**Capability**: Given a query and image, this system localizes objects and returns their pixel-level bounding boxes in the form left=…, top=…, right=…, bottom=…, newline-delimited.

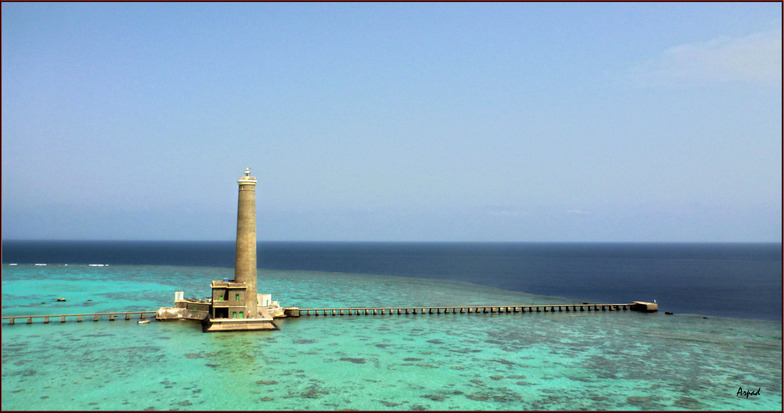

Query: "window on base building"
left=239, top=311, right=244, bottom=319
left=235, top=293, right=240, bottom=302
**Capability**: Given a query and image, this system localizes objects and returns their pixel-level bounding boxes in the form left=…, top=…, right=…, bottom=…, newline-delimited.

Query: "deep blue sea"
left=2, top=241, right=782, bottom=410
left=2, top=241, right=781, bottom=320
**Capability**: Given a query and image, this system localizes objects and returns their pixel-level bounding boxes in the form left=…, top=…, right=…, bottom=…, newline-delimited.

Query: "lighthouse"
left=201, top=168, right=278, bottom=332
left=235, top=167, right=258, bottom=318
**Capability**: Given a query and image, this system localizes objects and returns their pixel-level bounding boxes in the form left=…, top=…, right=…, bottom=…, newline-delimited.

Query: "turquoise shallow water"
left=2, top=264, right=781, bottom=410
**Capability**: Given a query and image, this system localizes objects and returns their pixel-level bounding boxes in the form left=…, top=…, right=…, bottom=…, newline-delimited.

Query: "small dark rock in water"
left=403, top=357, right=423, bottom=362
left=665, top=312, right=674, bottom=315
left=466, top=394, right=489, bottom=401
left=339, top=357, right=366, bottom=364
left=490, top=375, right=504, bottom=380
left=57, top=298, right=66, bottom=302
left=703, top=317, right=708, bottom=319
left=256, top=380, right=278, bottom=385
left=422, top=394, right=446, bottom=402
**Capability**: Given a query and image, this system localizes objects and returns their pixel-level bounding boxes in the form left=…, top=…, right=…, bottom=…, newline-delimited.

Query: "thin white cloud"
left=631, top=29, right=782, bottom=86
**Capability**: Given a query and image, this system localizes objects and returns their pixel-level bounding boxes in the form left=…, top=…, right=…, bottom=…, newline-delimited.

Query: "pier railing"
left=289, top=303, right=635, bottom=317
left=2, top=302, right=655, bottom=325
left=1, top=311, right=158, bottom=325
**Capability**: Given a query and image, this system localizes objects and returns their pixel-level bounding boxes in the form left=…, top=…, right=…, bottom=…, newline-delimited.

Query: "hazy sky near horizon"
left=2, top=2, right=781, bottom=242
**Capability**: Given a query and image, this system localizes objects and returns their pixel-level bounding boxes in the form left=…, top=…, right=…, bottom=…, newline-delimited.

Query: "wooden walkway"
left=1, top=311, right=158, bottom=325
left=290, top=303, right=633, bottom=317
left=2, top=302, right=654, bottom=325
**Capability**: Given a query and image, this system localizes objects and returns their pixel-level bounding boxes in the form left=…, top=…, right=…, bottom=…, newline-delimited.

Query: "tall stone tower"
left=235, top=167, right=258, bottom=318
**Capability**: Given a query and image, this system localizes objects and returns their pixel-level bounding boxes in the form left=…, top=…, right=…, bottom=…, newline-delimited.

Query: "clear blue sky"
left=2, top=2, right=781, bottom=242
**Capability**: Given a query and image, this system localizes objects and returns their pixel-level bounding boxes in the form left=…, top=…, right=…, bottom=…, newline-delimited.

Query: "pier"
left=2, top=302, right=657, bottom=325
left=284, top=302, right=656, bottom=317
left=2, top=311, right=158, bottom=325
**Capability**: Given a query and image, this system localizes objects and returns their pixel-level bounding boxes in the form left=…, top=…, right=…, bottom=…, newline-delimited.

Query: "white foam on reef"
left=34, top=263, right=46, bottom=266
left=9, top=263, right=18, bottom=266
left=88, top=264, right=105, bottom=267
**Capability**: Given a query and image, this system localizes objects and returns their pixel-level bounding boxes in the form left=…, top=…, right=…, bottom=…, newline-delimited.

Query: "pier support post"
left=109, top=314, right=115, bottom=321
left=44, top=316, right=49, bottom=324
left=78, top=316, right=82, bottom=322
left=140, top=313, right=145, bottom=320
left=9, top=318, right=15, bottom=325
left=125, top=313, right=130, bottom=320
left=27, top=317, right=32, bottom=324
left=61, top=315, right=66, bottom=323
left=94, top=315, right=99, bottom=321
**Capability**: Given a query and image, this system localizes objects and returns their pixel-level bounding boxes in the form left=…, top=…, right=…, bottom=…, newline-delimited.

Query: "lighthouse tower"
left=202, top=168, right=277, bottom=332
left=235, top=167, right=258, bottom=318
